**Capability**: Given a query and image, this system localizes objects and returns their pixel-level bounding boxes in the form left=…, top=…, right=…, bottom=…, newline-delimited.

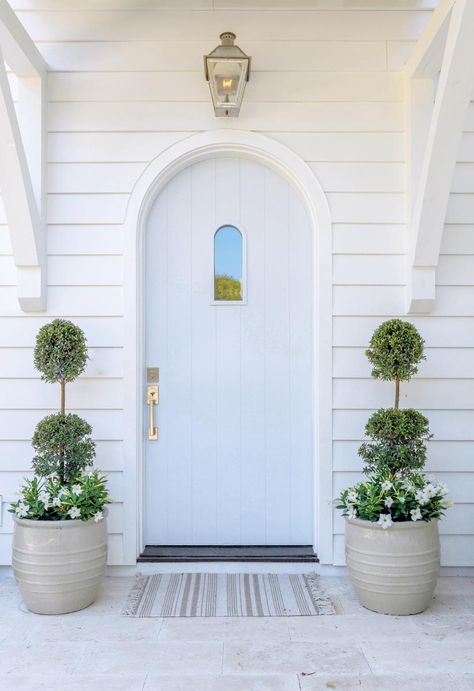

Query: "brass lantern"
left=204, top=32, right=251, bottom=117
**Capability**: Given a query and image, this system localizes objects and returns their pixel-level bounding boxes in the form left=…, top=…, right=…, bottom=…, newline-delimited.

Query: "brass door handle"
left=147, top=385, right=159, bottom=440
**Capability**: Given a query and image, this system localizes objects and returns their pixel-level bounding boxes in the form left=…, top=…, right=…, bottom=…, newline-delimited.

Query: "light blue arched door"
left=144, top=157, right=313, bottom=545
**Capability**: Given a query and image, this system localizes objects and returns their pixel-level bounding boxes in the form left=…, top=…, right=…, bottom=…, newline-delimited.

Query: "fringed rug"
left=122, top=573, right=335, bottom=617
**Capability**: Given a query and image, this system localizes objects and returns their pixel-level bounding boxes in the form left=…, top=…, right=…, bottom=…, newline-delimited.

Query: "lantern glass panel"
left=211, top=61, right=243, bottom=106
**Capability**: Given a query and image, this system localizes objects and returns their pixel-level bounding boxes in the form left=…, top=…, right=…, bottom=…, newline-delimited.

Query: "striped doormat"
left=122, top=573, right=335, bottom=617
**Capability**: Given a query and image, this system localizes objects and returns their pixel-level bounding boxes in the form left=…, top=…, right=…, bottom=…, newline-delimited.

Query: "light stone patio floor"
left=0, top=572, right=473, bottom=690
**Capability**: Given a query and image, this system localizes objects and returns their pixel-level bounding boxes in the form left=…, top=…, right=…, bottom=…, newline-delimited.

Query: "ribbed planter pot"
left=12, top=514, right=107, bottom=615
left=345, top=517, right=440, bottom=615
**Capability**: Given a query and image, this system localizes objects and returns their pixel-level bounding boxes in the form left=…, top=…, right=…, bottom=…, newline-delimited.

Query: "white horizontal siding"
left=333, top=255, right=405, bottom=285
left=48, top=226, right=124, bottom=255
left=37, top=40, right=390, bottom=73
left=48, top=163, right=147, bottom=194
left=0, top=317, right=124, bottom=347
left=3, top=3, right=473, bottom=568
left=334, top=316, right=474, bottom=347
left=0, top=379, right=123, bottom=410
left=0, top=409, right=124, bottom=441
left=48, top=102, right=404, bottom=134
left=310, top=163, right=405, bottom=193
left=0, top=287, right=123, bottom=316
left=333, top=440, right=474, bottom=473
left=333, top=225, right=405, bottom=255
left=0, top=439, right=124, bottom=472
left=334, top=347, right=474, bottom=379
left=334, top=410, right=474, bottom=442
left=48, top=71, right=404, bottom=103
left=16, top=10, right=430, bottom=41
left=0, top=347, right=123, bottom=378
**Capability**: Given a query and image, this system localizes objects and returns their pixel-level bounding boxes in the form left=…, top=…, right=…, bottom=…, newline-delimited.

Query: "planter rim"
left=345, top=516, right=439, bottom=531
left=13, top=508, right=108, bottom=529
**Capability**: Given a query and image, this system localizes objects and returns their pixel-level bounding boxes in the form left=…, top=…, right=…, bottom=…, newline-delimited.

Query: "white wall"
left=2, top=0, right=472, bottom=567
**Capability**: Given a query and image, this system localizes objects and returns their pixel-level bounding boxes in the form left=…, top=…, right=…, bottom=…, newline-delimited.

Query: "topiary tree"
left=366, top=319, right=425, bottom=409
left=359, top=408, right=431, bottom=476
left=360, top=319, right=431, bottom=477
left=32, top=414, right=95, bottom=483
left=33, top=320, right=94, bottom=484
left=34, top=319, right=88, bottom=414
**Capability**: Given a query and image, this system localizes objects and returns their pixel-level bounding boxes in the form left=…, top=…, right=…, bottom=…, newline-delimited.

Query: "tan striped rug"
left=122, top=573, right=335, bottom=617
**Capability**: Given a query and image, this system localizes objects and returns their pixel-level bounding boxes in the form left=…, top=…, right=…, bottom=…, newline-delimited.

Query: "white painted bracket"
left=0, top=0, right=46, bottom=311
left=406, top=0, right=474, bottom=313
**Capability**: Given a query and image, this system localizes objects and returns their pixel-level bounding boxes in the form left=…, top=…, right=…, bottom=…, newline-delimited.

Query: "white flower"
left=346, top=490, right=358, bottom=504
left=377, top=513, right=393, bottom=530
left=424, top=483, right=437, bottom=499
left=15, top=503, right=29, bottom=518
left=93, top=511, right=103, bottom=523
left=399, top=496, right=406, bottom=503
left=384, top=496, right=394, bottom=508
left=68, top=506, right=81, bottom=519
left=84, top=467, right=94, bottom=476
left=71, top=484, right=82, bottom=496
left=415, top=490, right=430, bottom=506
left=38, top=492, right=50, bottom=506
left=51, top=496, right=62, bottom=508
left=410, top=507, right=422, bottom=521
left=381, top=480, right=393, bottom=492
left=436, top=483, right=448, bottom=497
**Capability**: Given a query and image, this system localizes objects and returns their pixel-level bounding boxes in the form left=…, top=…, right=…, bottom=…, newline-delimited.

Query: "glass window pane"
left=214, top=225, right=243, bottom=301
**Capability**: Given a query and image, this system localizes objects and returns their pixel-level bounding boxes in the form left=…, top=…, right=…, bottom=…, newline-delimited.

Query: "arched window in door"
left=214, top=225, right=244, bottom=302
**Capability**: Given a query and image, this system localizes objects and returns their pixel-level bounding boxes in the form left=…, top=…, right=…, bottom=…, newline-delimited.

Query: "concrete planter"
left=345, top=517, right=440, bottom=615
left=12, top=514, right=107, bottom=615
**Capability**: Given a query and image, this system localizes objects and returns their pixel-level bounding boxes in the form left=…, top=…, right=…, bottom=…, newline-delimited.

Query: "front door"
left=144, top=157, right=313, bottom=546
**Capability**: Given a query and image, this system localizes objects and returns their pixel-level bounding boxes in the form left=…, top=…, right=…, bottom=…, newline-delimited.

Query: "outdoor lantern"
left=204, top=32, right=251, bottom=117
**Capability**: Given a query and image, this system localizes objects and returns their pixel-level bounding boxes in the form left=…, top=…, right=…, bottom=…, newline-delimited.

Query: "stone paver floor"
left=0, top=573, right=473, bottom=690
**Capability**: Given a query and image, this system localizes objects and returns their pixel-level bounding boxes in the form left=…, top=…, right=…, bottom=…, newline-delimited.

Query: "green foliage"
left=34, top=319, right=88, bottom=384
left=32, top=413, right=95, bottom=483
left=359, top=408, right=432, bottom=476
left=10, top=319, right=109, bottom=523
left=337, top=472, right=450, bottom=525
left=214, top=274, right=242, bottom=301
left=366, top=319, right=425, bottom=383
left=9, top=470, right=110, bottom=523
left=336, top=319, right=450, bottom=527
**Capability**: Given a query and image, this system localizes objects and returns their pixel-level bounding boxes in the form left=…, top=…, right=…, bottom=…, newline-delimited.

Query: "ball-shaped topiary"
left=359, top=408, right=432, bottom=476
left=34, top=319, right=88, bottom=413
left=32, top=413, right=95, bottom=483
left=366, top=319, right=425, bottom=408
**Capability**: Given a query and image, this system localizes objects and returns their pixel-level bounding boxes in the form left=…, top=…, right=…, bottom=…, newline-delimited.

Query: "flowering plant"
left=10, top=320, right=110, bottom=524
left=337, top=320, right=450, bottom=528
left=10, top=469, right=110, bottom=523
left=337, top=472, right=450, bottom=528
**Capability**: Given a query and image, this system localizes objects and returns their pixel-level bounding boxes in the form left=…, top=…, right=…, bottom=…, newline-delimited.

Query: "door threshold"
left=138, top=545, right=318, bottom=563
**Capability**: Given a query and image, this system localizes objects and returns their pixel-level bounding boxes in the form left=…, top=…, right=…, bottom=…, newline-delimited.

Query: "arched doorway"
left=122, top=130, right=333, bottom=562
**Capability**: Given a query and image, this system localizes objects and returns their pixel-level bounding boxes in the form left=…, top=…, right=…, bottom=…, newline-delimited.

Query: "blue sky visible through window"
left=214, top=226, right=243, bottom=301
left=214, top=226, right=242, bottom=281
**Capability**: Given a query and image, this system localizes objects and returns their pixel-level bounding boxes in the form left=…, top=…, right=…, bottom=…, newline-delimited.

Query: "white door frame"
left=122, top=129, right=333, bottom=564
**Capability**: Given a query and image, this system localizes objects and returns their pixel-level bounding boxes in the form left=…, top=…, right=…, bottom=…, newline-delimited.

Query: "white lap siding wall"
left=1, top=1, right=472, bottom=567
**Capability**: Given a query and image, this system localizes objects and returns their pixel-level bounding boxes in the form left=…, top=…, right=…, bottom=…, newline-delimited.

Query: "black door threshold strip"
left=138, top=545, right=319, bottom=563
